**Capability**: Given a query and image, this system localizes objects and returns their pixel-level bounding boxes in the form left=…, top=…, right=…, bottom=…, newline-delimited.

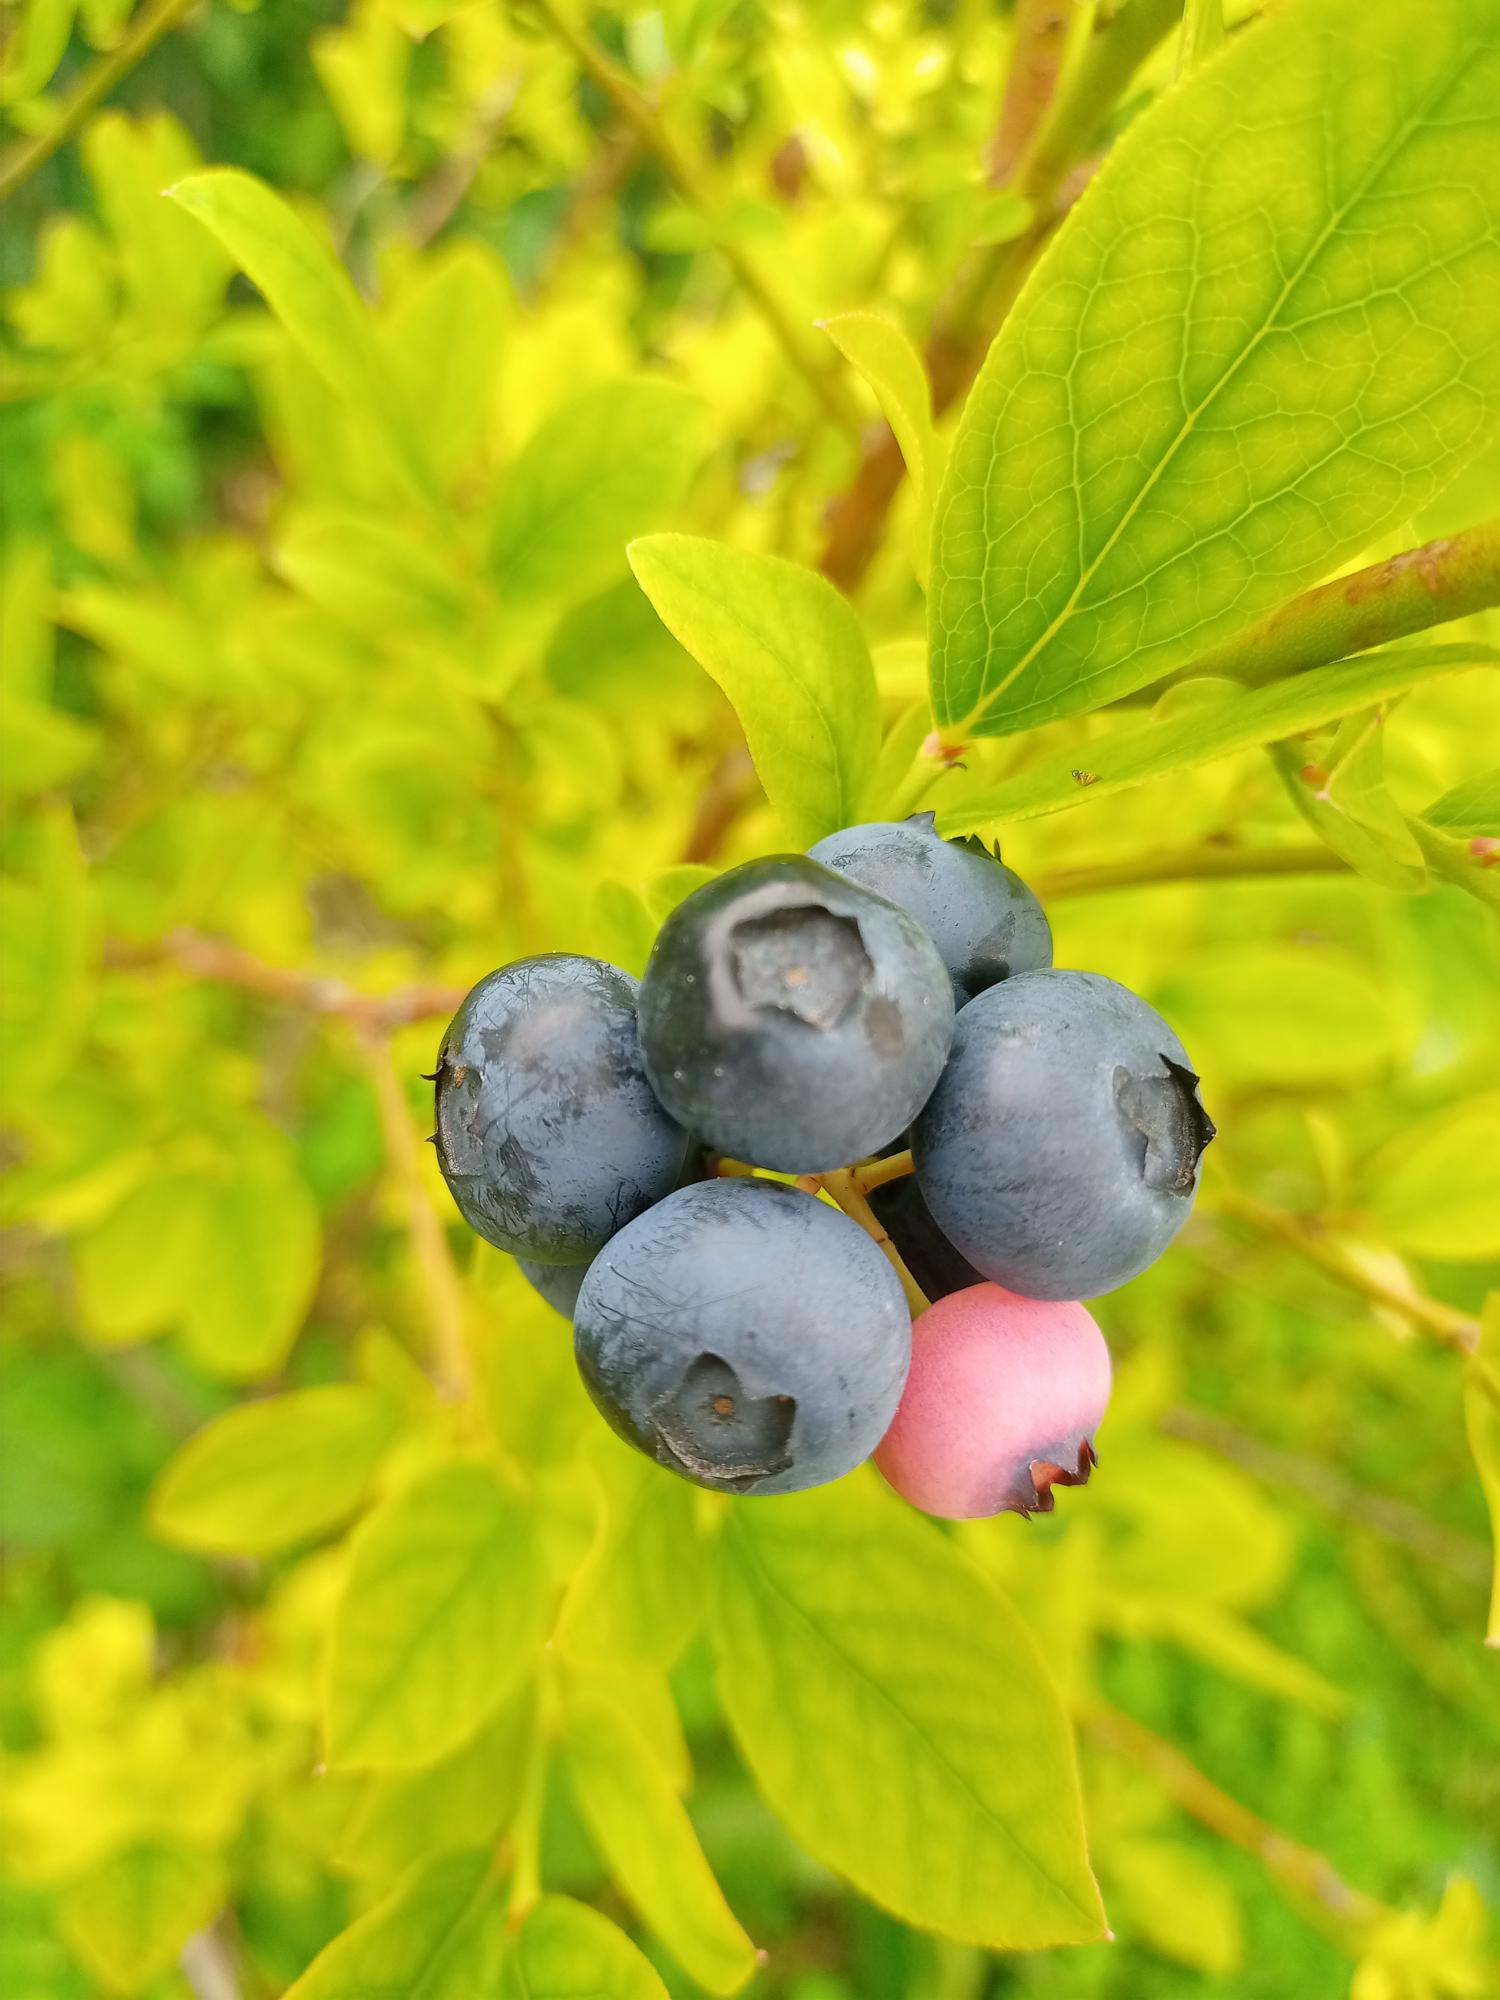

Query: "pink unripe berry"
left=874, top=1283, right=1111, bottom=1520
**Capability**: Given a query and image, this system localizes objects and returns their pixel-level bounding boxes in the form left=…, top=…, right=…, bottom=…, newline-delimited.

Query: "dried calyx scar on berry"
left=913, top=969, right=1215, bottom=1300
left=574, top=1177, right=911, bottom=1495
left=432, top=819, right=1213, bottom=1510
left=636, top=854, right=954, bottom=1174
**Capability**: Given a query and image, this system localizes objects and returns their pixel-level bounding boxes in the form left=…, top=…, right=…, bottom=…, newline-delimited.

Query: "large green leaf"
left=711, top=1475, right=1106, bottom=1949
left=501, top=1897, right=670, bottom=2000
left=936, top=646, right=1494, bottom=830
left=491, top=380, right=705, bottom=605
left=336, top=1687, right=538, bottom=1882
left=326, top=1462, right=549, bottom=1769
left=178, top=1130, right=323, bottom=1381
left=1153, top=941, right=1401, bottom=1086
left=1359, top=1098, right=1500, bottom=1260
left=561, top=1691, right=757, bottom=1995
left=629, top=534, right=880, bottom=842
left=285, top=1849, right=508, bottom=1998
left=167, top=169, right=439, bottom=507
left=929, top=0, right=1500, bottom=735
left=556, top=1430, right=709, bottom=1671
left=150, top=1384, right=398, bottom=1556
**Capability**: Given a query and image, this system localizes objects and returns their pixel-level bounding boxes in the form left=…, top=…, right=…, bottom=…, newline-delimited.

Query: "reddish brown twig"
left=1163, top=519, right=1500, bottom=689
left=820, top=0, right=1182, bottom=591
left=986, top=0, right=1071, bottom=188
left=105, top=930, right=464, bottom=1034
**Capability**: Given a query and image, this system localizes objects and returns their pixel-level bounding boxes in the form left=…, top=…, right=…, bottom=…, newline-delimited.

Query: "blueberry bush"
left=2, top=1, right=1499, bottom=1995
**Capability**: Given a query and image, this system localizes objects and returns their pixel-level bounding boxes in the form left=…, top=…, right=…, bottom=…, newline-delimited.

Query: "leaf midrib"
left=334, top=1487, right=513, bottom=1760
left=952, top=29, right=1477, bottom=733
left=723, top=1518, right=1101, bottom=1936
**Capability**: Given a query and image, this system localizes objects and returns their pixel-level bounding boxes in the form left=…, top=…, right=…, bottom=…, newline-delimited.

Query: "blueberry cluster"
left=432, top=814, right=1215, bottom=1516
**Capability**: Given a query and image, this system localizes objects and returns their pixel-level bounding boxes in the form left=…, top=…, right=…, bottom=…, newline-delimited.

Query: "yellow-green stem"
left=820, top=1170, right=930, bottom=1317
left=1215, top=1188, right=1479, bottom=1356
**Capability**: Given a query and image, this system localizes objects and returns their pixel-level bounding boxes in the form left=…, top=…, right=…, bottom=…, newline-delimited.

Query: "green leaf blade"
left=166, top=168, right=439, bottom=510
left=820, top=312, right=937, bottom=583
left=491, top=380, right=706, bottom=605
left=326, top=1462, right=549, bottom=1770
left=57, top=1843, right=224, bottom=1994
left=285, top=1849, right=508, bottom=1999
left=501, top=1896, right=670, bottom=2000
left=931, top=0, right=1500, bottom=735
left=556, top=1431, right=709, bottom=1671
left=711, top=1476, right=1106, bottom=1950
left=562, top=1692, right=757, bottom=1995
left=150, top=1384, right=398, bottom=1556
left=938, top=646, right=1496, bottom=830
left=629, top=534, right=880, bottom=842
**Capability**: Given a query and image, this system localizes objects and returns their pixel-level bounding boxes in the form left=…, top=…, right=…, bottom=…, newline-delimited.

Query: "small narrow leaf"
left=821, top=313, right=937, bottom=584
left=712, top=1475, right=1106, bottom=1949
left=937, top=647, right=1495, bottom=831
left=562, top=1691, right=757, bottom=1995
left=327, top=1462, right=549, bottom=1769
left=501, top=1897, right=670, bottom=2000
left=930, top=0, right=1500, bottom=733
left=0, top=0, right=76, bottom=106
left=150, top=1384, right=398, bottom=1556
left=491, top=380, right=705, bottom=605
left=166, top=169, right=438, bottom=507
left=629, top=534, right=880, bottom=842
left=1271, top=707, right=1427, bottom=892
left=1409, top=814, right=1500, bottom=910
left=285, top=1849, right=508, bottom=1998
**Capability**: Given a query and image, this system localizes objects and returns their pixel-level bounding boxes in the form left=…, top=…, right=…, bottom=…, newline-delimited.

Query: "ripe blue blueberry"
left=808, top=812, right=1051, bottom=1005
left=433, top=954, right=689, bottom=1263
left=517, top=1257, right=588, bottom=1320
left=913, top=969, right=1215, bottom=1299
left=868, top=1173, right=984, bottom=1302
left=636, top=856, right=953, bottom=1173
left=574, top=1177, right=912, bottom=1494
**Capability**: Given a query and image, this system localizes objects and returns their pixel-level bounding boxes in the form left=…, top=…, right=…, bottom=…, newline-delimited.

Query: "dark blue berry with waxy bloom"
left=517, top=1257, right=588, bottom=1320
left=637, top=856, right=953, bottom=1173
left=808, top=812, right=1051, bottom=1006
left=433, top=955, right=689, bottom=1264
left=913, top=969, right=1214, bottom=1300
left=573, top=1177, right=912, bottom=1495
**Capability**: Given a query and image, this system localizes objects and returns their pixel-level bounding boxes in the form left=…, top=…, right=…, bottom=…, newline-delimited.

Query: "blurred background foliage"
left=2, top=1, right=1498, bottom=1997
